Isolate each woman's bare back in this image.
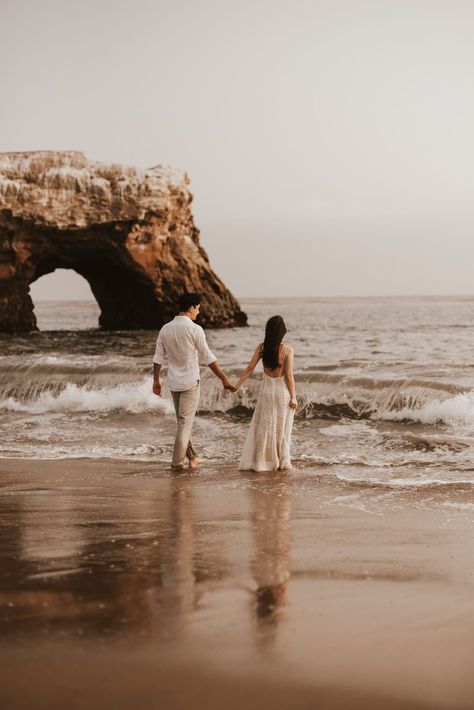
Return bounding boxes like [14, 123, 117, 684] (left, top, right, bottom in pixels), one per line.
[262, 343, 289, 378]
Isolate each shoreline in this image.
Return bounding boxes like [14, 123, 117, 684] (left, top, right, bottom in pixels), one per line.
[1, 457, 473, 709]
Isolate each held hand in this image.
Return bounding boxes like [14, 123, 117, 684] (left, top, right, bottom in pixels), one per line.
[223, 380, 237, 392]
[289, 399, 298, 409]
[153, 381, 162, 396]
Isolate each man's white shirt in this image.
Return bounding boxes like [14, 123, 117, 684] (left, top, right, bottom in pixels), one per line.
[153, 316, 216, 391]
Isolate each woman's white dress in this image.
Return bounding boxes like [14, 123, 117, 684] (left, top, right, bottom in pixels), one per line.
[239, 346, 295, 472]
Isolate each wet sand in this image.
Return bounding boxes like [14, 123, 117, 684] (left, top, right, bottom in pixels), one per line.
[0, 458, 473, 710]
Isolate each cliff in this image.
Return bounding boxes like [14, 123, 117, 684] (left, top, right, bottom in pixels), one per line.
[0, 151, 247, 332]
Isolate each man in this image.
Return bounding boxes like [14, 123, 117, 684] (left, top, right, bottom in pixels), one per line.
[152, 292, 234, 470]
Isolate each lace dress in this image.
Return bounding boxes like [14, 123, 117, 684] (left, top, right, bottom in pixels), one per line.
[239, 346, 295, 472]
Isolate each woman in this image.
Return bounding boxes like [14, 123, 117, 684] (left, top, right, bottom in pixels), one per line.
[235, 315, 297, 472]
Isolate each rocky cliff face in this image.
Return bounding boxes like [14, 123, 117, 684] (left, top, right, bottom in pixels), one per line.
[0, 151, 247, 332]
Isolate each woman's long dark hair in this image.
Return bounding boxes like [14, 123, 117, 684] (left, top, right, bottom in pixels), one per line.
[262, 315, 287, 370]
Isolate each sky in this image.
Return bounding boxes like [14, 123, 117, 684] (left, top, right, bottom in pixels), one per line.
[1, 0, 474, 300]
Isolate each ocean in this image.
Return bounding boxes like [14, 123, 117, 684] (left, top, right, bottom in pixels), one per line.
[2, 296, 474, 509]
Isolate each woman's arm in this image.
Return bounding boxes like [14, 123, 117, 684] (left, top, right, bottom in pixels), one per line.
[234, 345, 262, 390]
[284, 346, 297, 408]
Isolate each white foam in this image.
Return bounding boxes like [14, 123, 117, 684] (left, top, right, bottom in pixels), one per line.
[382, 390, 474, 426]
[0, 379, 174, 415]
[442, 501, 474, 511]
[320, 423, 377, 437]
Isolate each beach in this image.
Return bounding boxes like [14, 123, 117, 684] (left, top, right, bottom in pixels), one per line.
[2, 296, 474, 708]
[3, 0, 474, 705]
[1, 457, 473, 710]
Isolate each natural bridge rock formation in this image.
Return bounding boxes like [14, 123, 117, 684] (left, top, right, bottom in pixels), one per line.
[0, 151, 247, 332]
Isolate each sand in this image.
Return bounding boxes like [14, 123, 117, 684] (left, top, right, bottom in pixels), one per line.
[0, 457, 473, 710]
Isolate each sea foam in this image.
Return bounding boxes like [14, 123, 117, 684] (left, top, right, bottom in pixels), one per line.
[2, 369, 474, 428]
[382, 390, 474, 426]
[0, 379, 174, 415]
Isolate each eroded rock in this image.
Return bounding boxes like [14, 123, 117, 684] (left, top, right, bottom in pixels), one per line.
[0, 151, 247, 332]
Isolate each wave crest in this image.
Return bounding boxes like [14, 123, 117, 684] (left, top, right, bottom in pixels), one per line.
[0, 379, 174, 414]
[1, 368, 474, 427]
[382, 391, 474, 426]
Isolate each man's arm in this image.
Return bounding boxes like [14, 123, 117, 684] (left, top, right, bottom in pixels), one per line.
[152, 333, 165, 396]
[153, 363, 162, 396]
[208, 361, 234, 391]
[194, 326, 234, 390]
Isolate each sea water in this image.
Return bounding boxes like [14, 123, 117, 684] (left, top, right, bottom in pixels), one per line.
[2, 296, 474, 507]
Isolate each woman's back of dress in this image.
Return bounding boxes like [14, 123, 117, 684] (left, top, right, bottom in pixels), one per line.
[263, 343, 289, 379]
[239, 343, 295, 472]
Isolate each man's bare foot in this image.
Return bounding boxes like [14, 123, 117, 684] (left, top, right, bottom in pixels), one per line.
[188, 457, 204, 470]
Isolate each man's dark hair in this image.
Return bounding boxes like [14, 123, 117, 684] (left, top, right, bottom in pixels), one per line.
[178, 292, 201, 312]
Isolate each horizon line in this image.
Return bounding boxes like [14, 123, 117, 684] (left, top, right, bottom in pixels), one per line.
[32, 293, 474, 303]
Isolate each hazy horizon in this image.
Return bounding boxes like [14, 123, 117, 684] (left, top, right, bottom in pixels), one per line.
[2, 0, 474, 302]
[31, 271, 474, 303]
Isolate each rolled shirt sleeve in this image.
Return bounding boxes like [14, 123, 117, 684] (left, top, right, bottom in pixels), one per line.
[153, 332, 165, 365]
[195, 325, 216, 366]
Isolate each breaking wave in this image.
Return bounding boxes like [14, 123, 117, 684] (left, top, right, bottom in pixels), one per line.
[1, 365, 473, 426]
[0, 379, 174, 414]
[382, 391, 474, 425]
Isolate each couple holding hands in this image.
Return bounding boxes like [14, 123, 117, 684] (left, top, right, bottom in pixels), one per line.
[153, 293, 297, 472]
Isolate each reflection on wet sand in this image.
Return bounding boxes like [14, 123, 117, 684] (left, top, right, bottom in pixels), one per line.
[2, 459, 474, 710]
[249, 477, 291, 651]
[1, 479, 165, 638]
[0, 468, 235, 643]
[157, 475, 198, 638]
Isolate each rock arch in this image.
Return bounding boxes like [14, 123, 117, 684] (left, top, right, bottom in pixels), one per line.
[0, 151, 247, 332]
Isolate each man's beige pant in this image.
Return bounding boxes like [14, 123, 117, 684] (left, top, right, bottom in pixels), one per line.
[170, 381, 200, 468]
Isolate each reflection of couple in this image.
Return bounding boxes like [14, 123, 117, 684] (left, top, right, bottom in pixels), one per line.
[152, 292, 297, 471]
[159, 473, 290, 648]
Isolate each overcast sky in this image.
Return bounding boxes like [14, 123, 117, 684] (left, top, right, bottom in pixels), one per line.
[1, 0, 474, 300]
